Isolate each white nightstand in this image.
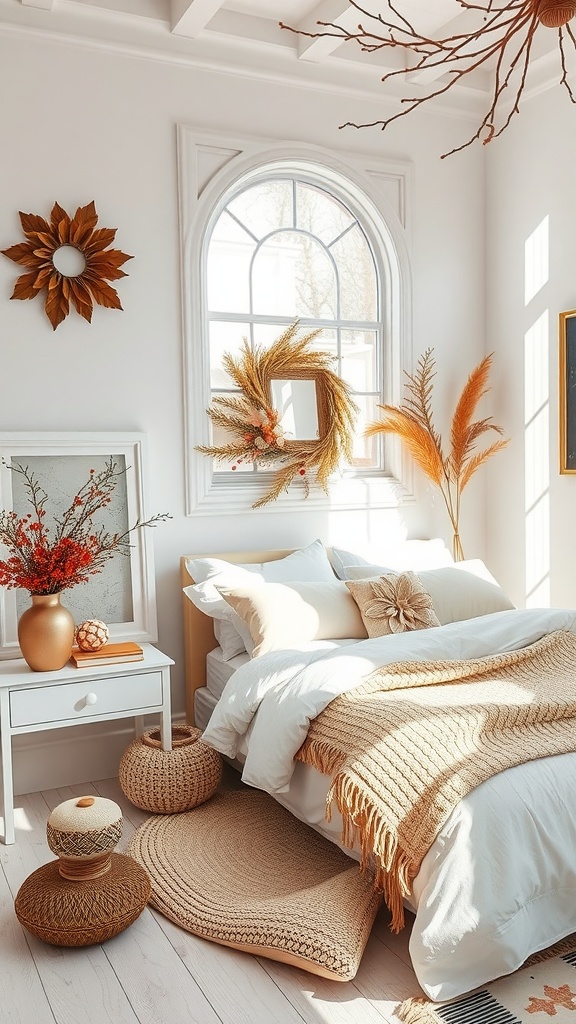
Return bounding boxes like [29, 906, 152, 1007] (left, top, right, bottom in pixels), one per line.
[0, 643, 174, 844]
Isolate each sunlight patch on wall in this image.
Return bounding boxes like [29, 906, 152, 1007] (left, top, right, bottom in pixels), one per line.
[525, 493, 550, 606]
[524, 216, 549, 307]
[524, 310, 550, 607]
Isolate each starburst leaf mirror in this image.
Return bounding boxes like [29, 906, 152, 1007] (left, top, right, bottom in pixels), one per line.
[281, 0, 576, 158]
[1, 201, 133, 330]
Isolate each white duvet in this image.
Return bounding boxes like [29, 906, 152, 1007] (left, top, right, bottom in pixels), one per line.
[202, 608, 576, 1001]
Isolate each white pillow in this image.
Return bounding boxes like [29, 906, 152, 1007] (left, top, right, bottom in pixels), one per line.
[344, 560, 514, 625]
[212, 618, 250, 661]
[216, 580, 367, 658]
[336, 561, 394, 582]
[184, 540, 337, 659]
[419, 562, 515, 624]
[183, 576, 254, 659]
[330, 539, 454, 579]
[187, 539, 335, 586]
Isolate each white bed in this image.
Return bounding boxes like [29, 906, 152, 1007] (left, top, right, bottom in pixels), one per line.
[197, 643, 356, 860]
[180, 546, 576, 1002]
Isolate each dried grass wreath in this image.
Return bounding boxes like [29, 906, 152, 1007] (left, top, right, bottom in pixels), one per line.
[197, 322, 358, 508]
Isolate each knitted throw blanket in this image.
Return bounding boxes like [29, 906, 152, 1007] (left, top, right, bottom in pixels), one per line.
[295, 629, 576, 932]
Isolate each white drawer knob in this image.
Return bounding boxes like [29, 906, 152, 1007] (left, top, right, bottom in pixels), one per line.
[85, 692, 98, 706]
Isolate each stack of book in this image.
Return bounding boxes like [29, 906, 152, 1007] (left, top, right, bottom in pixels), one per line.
[71, 642, 143, 668]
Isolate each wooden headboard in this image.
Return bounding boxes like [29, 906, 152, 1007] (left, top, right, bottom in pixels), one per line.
[180, 550, 297, 724]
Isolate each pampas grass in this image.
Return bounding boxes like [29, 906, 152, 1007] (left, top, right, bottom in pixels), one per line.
[366, 349, 509, 560]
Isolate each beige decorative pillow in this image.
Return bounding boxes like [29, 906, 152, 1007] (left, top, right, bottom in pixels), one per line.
[345, 572, 441, 638]
[344, 560, 515, 626]
[416, 562, 515, 623]
[215, 580, 367, 658]
[184, 540, 337, 660]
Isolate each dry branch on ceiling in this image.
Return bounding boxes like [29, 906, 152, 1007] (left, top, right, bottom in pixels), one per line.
[280, 0, 576, 158]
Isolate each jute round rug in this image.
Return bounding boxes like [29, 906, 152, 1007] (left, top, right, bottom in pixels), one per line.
[128, 789, 381, 981]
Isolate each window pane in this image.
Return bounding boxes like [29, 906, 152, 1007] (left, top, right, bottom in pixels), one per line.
[341, 330, 378, 392]
[209, 391, 255, 473]
[350, 395, 381, 468]
[207, 237, 254, 314]
[253, 324, 336, 351]
[209, 321, 250, 388]
[252, 231, 336, 319]
[296, 183, 354, 245]
[252, 322, 288, 348]
[227, 181, 293, 239]
[210, 210, 253, 245]
[331, 224, 377, 322]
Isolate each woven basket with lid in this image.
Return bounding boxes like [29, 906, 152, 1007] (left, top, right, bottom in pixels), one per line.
[119, 725, 222, 813]
[14, 795, 150, 947]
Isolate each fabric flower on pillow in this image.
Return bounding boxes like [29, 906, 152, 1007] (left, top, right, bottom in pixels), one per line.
[345, 572, 441, 638]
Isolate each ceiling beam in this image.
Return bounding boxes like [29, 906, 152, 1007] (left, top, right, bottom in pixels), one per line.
[290, 0, 359, 63]
[21, 0, 54, 9]
[405, 11, 471, 86]
[404, 7, 510, 86]
[170, 0, 225, 38]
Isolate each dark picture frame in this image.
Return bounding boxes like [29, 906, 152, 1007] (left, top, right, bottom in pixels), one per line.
[560, 310, 576, 474]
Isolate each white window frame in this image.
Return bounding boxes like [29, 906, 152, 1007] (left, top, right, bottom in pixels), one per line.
[177, 125, 415, 516]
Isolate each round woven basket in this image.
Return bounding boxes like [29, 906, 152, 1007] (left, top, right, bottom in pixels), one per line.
[15, 853, 150, 947]
[119, 725, 222, 813]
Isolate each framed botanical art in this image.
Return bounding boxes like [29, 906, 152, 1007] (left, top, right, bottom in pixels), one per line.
[0, 432, 159, 659]
[559, 310, 576, 474]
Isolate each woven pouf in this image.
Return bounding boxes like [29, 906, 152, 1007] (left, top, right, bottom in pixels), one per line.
[15, 795, 150, 947]
[119, 724, 222, 813]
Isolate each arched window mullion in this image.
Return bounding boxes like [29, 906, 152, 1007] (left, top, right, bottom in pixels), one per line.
[328, 221, 357, 250]
[225, 208, 259, 244]
[207, 311, 382, 330]
[246, 224, 342, 325]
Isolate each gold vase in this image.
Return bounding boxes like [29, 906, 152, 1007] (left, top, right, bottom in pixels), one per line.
[18, 593, 75, 672]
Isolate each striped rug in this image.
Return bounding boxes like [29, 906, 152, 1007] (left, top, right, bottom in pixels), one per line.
[397, 945, 576, 1023]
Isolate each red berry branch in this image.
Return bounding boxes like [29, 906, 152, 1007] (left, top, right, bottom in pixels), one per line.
[0, 459, 170, 595]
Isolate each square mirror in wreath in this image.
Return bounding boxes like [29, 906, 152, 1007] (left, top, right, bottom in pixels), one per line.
[196, 320, 358, 508]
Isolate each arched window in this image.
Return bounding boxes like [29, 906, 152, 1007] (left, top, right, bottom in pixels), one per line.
[205, 174, 381, 474]
[179, 131, 412, 514]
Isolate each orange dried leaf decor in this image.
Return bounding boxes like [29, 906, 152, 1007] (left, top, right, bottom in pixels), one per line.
[366, 350, 510, 560]
[1, 201, 133, 330]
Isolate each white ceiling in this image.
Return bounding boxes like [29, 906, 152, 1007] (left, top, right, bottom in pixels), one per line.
[0, 0, 562, 114]
[62, 0, 463, 35]
[43, 0, 467, 44]
[224, 0, 460, 29]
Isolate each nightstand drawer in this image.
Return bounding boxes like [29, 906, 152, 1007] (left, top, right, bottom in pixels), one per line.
[10, 671, 164, 728]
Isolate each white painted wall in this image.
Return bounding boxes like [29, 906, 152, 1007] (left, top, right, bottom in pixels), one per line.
[0, 28, 487, 791]
[486, 84, 575, 610]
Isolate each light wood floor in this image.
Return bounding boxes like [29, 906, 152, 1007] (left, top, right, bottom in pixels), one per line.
[0, 771, 420, 1024]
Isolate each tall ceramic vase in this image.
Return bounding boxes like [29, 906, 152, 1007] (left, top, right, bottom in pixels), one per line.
[18, 593, 75, 672]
